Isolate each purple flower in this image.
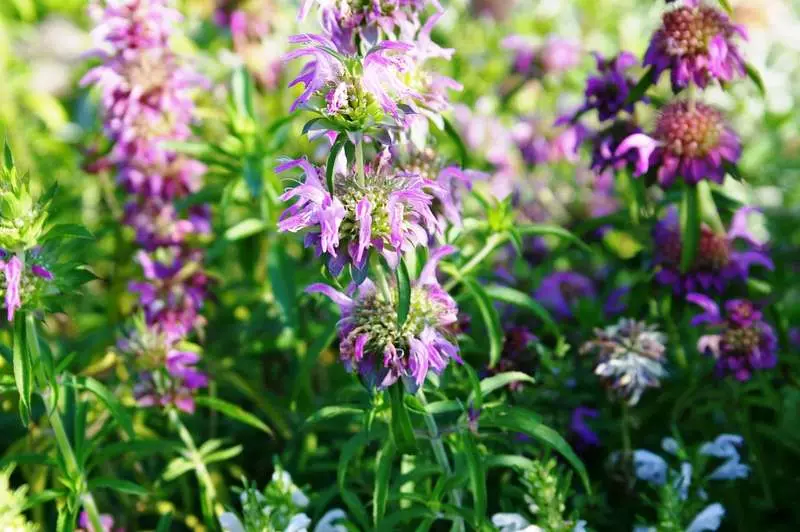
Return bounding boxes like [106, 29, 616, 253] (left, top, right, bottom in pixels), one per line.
[652, 207, 773, 293]
[534, 272, 596, 320]
[487, 326, 538, 390]
[0, 255, 23, 321]
[307, 246, 461, 390]
[571, 406, 601, 448]
[78, 511, 121, 532]
[580, 52, 639, 121]
[503, 35, 581, 78]
[615, 101, 741, 187]
[688, 294, 777, 381]
[512, 116, 589, 167]
[278, 151, 440, 275]
[644, 3, 747, 91]
[590, 120, 644, 174]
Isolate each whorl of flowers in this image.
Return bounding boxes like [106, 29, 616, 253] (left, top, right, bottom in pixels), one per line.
[307, 246, 461, 389]
[278, 150, 440, 275]
[652, 207, 773, 294]
[688, 295, 777, 381]
[83, 0, 210, 412]
[645, 2, 748, 91]
[534, 272, 596, 320]
[579, 51, 639, 122]
[615, 100, 741, 187]
[582, 318, 668, 405]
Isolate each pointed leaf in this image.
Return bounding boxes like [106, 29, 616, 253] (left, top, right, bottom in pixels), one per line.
[396, 257, 411, 328]
[12, 316, 32, 426]
[462, 434, 486, 526]
[388, 384, 417, 453]
[327, 133, 347, 195]
[304, 406, 363, 426]
[194, 396, 273, 436]
[625, 66, 656, 106]
[43, 224, 94, 241]
[745, 62, 766, 96]
[76, 377, 134, 439]
[373, 439, 396, 526]
[442, 117, 468, 168]
[484, 284, 560, 337]
[468, 372, 535, 405]
[464, 279, 503, 368]
[224, 218, 266, 240]
[89, 477, 148, 496]
[680, 183, 700, 273]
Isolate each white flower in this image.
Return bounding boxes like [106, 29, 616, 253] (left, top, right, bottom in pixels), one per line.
[632, 450, 667, 485]
[314, 509, 348, 532]
[218, 512, 246, 532]
[699, 435, 744, 459]
[674, 462, 692, 501]
[286, 513, 313, 532]
[491, 512, 543, 532]
[686, 503, 726, 532]
[273, 469, 310, 508]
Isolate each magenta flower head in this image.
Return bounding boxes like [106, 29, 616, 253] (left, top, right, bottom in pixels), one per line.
[590, 120, 645, 174]
[644, 2, 747, 91]
[0, 251, 56, 322]
[580, 52, 639, 122]
[78, 510, 122, 532]
[652, 206, 774, 293]
[307, 246, 461, 391]
[688, 295, 777, 381]
[277, 151, 439, 275]
[615, 101, 741, 187]
[534, 272, 596, 320]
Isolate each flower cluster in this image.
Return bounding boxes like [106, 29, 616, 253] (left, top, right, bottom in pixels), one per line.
[219, 467, 349, 532]
[582, 318, 668, 405]
[0, 467, 38, 532]
[688, 295, 777, 381]
[308, 246, 460, 389]
[83, 0, 211, 413]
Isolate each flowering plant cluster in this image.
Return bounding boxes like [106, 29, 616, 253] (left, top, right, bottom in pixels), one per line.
[0, 0, 798, 531]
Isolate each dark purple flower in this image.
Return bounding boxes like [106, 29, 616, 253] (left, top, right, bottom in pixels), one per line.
[571, 406, 601, 448]
[581, 51, 639, 121]
[512, 116, 589, 167]
[652, 206, 773, 293]
[615, 100, 741, 187]
[688, 294, 778, 381]
[488, 326, 538, 391]
[307, 246, 461, 390]
[534, 272, 596, 320]
[644, 2, 747, 91]
[590, 120, 644, 174]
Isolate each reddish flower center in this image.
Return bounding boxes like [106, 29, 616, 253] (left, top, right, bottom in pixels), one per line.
[655, 102, 724, 158]
[662, 6, 731, 57]
[695, 227, 731, 270]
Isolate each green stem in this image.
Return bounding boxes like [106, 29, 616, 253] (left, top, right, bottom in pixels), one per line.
[372, 260, 393, 302]
[417, 390, 464, 532]
[26, 315, 105, 532]
[168, 408, 217, 523]
[356, 139, 366, 187]
[443, 233, 507, 292]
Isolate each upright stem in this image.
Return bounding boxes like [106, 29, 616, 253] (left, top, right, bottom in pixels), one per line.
[372, 261, 393, 302]
[417, 390, 464, 531]
[443, 233, 507, 292]
[356, 139, 366, 187]
[25, 315, 105, 532]
[168, 408, 217, 522]
[687, 82, 697, 112]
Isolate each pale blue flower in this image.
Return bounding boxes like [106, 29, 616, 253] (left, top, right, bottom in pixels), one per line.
[686, 503, 726, 532]
[699, 434, 744, 459]
[675, 462, 693, 501]
[491, 513, 541, 531]
[632, 450, 668, 485]
[707, 457, 750, 481]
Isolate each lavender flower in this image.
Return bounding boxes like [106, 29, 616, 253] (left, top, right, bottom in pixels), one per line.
[580, 52, 639, 122]
[582, 318, 668, 405]
[278, 152, 439, 275]
[686, 504, 726, 532]
[644, 2, 747, 91]
[590, 120, 643, 174]
[570, 406, 601, 449]
[503, 35, 581, 78]
[512, 117, 588, 167]
[307, 246, 461, 390]
[0, 252, 55, 322]
[534, 272, 596, 320]
[687, 294, 777, 381]
[652, 207, 773, 293]
[78, 511, 121, 532]
[615, 101, 741, 187]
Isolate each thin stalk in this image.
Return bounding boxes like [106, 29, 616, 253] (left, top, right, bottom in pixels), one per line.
[168, 408, 217, 523]
[687, 83, 697, 112]
[417, 390, 464, 532]
[356, 139, 366, 187]
[443, 233, 507, 291]
[26, 316, 105, 532]
[372, 260, 393, 302]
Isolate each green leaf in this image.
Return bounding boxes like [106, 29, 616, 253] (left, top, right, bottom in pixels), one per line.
[76, 377, 135, 439]
[268, 243, 298, 330]
[468, 372, 535, 406]
[517, 224, 591, 253]
[745, 62, 766, 96]
[442, 117, 468, 168]
[12, 316, 32, 426]
[231, 67, 255, 119]
[305, 406, 363, 427]
[373, 439, 396, 526]
[482, 406, 592, 494]
[0, 453, 56, 469]
[194, 396, 273, 436]
[679, 183, 700, 274]
[224, 218, 266, 240]
[464, 279, 503, 368]
[204, 445, 243, 464]
[243, 155, 263, 198]
[485, 454, 537, 471]
[156, 513, 173, 532]
[462, 434, 486, 527]
[718, 0, 733, 14]
[26, 315, 55, 406]
[88, 477, 149, 496]
[92, 440, 182, 464]
[291, 321, 337, 403]
[396, 257, 412, 328]
[43, 224, 94, 242]
[326, 133, 347, 195]
[162, 457, 195, 481]
[388, 384, 417, 453]
[625, 66, 656, 106]
[3, 139, 14, 170]
[484, 284, 560, 337]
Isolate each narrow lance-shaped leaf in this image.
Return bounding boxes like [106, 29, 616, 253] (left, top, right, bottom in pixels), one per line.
[442, 117, 468, 168]
[373, 439, 396, 526]
[388, 383, 417, 453]
[625, 66, 656, 106]
[484, 284, 560, 337]
[12, 315, 32, 426]
[327, 133, 348, 195]
[194, 396, 274, 436]
[745, 62, 766, 96]
[680, 183, 700, 274]
[464, 279, 503, 368]
[396, 257, 411, 328]
[3, 139, 14, 170]
[76, 377, 135, 439]
[462, 434, 487, 526]
[231, 67, 255, 119]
